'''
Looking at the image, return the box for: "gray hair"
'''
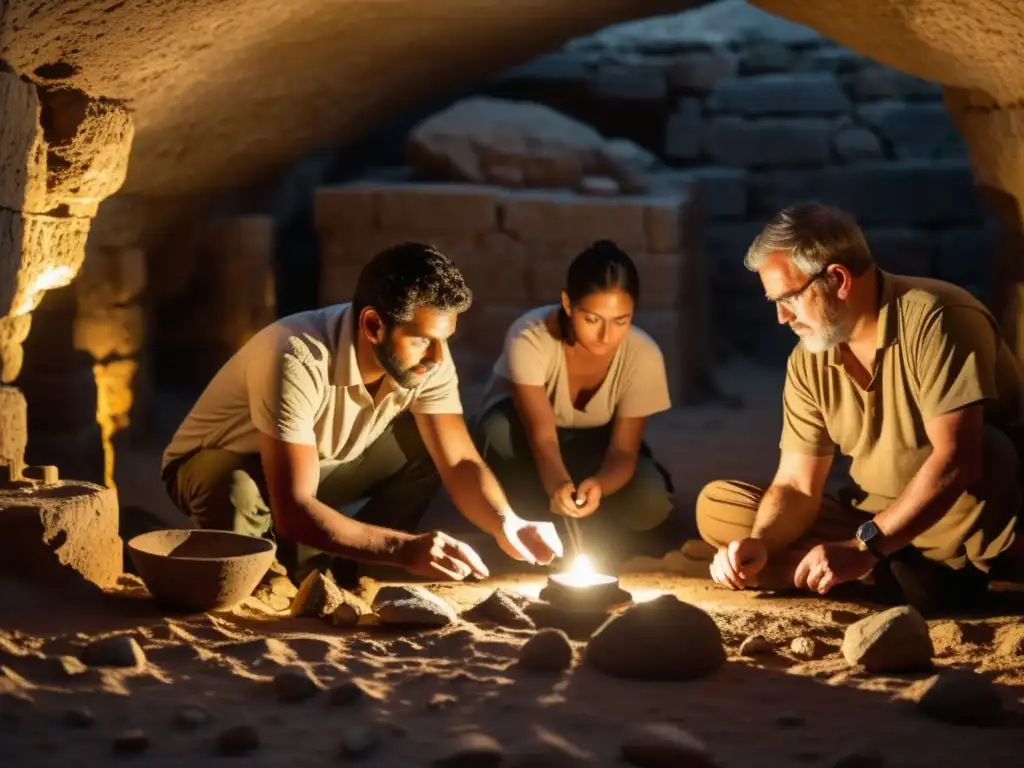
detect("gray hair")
[744,202,874,277]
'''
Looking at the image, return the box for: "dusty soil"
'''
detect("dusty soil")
[2,572,1023,767]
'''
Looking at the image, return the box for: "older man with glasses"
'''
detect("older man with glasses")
[696,202,1024,611]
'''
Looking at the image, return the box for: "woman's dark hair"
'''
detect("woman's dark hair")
[352,242,472,327]
[556,240,640,342]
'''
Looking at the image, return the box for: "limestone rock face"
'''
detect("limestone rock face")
[585,594,726,680]
[0,479,121,588]
[0,386,28,472]
[407,97,653,193]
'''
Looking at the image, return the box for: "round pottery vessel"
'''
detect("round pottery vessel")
[127,529,276,612]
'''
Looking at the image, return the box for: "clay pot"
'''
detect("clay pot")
[127,529,275,612]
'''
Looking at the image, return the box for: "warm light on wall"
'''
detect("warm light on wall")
[14,265,76,316]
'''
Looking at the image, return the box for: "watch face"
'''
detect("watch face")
[858,521,879,542]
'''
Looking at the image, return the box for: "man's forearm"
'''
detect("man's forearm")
[872,451,973,554]
[443,459,516,537]
[750,484,820,554]
[274,497,413,565]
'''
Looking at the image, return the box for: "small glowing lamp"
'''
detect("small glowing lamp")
[550,554,616,588]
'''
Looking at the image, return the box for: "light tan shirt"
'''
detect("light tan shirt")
[162,303,462,472]
[781,271,1024,511]
[480,305,672,428]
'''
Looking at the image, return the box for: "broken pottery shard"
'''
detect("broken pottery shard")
[330,589,371,627]
[914,671,1005,726]
[373,585,457,627]
[464,588,535,628]
[81,636,146,668]
[519,628,573,673]
[620,723,719,768]
[585,594,725,680]
[290,571,343,619]
[841,606,933,673]
[432,731,504,767]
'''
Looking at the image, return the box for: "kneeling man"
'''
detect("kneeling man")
[698,203,1024,607]
[162,243,562,584]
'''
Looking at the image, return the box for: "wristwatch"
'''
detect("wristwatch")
[855,520,886,559]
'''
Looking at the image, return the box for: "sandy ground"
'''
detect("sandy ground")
[2,571,1024,767]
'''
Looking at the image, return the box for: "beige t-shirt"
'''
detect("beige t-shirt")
[480,305,672,428]
[162,303,463,472]
[780,270,1024,511]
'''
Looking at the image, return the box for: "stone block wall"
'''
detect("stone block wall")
[315,182,706,404]
[486,6,997,361]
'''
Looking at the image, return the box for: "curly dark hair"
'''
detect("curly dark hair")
[351,242,472,326]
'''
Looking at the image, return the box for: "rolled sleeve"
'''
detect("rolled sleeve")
[780,353,833,457]
[246,348,319,445]
[913,306,999,421]
[410,353,463,415]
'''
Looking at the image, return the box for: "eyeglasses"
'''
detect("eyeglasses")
[766,266,831,311]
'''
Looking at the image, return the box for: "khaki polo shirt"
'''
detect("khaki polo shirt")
[480,305,672,428]
[162,303,462,472]
[780,270,1024,511]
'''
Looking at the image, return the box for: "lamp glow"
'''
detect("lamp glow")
[551,553,615,588]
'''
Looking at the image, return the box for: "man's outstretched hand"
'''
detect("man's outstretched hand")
[497,515,564,565]
[397,530,489,581]
[710,538,768,590]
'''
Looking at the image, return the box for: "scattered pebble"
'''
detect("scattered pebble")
[112,728,149,754]
[64,707,95,728]
[428,692,458,711]
[790,636,822,660]
[273,666,321,703]
[174,705,211,729]
[914,671,1004,727]
[432,732,504,767]
[586,595,725,680]
[519,628,573,673]
[841,606,933,673]
[216,724,260,756]
[290,571,344,619]
[619,722,717,768]
[373,585,457,627]
[464,589,535,629]
[327,680,368,707]
[339,724,379,758]
[930,621,966,656]
[739,635,771,657]
[81,636,147,668]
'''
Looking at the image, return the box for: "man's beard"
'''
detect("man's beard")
[795,290,854,354]
[373,336,423,389]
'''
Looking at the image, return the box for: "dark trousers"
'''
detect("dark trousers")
[472,397,675,569]
[163,413,440,585]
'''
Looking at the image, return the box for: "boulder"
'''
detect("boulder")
[841,606,933,672]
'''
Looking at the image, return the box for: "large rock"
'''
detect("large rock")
[841,606,934,672]
[585,594,725,680]
[913,671,1005,726]
[0,71,46,213]
[407,97,650,193]
[463,588,534,628]
[0,479,121,588]
[518,628,573,673]
[0,211,91,318]
[372,585,457,627]
[707,73,851,115]
[290,571,344,619]
[858,101,965,159]
[0,386,28,472]
[0,315,31,383]
[704,117,832,168]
